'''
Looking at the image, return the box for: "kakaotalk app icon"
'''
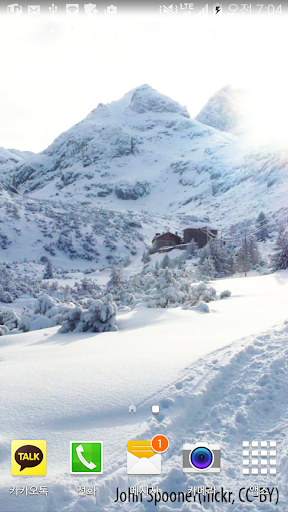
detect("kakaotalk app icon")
[11,440,46,476]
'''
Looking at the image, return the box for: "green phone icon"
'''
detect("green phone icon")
[70,441,103,474]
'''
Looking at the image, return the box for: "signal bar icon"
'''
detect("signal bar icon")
[198,3,208,15]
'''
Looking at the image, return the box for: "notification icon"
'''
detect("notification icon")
[151,435,169,453]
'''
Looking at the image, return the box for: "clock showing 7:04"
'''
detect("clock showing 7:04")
[257,4,282,14]
[228,4,282,14]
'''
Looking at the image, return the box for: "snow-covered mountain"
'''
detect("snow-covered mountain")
[0,147,34,180]
[1,84,288,267]
[12,84,233,208]
[195,85,248,134]
[10,84,288,230]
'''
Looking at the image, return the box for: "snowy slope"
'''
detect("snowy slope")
[0,187,211,267]
[0,271,287,511]
[0,187,190,267]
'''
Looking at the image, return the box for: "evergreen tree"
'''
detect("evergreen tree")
[123,255,131,267]
[256,212,269,241]
[235,235,260,274]
[270,227,288,270]
[209,239,233,276]
[199,239,233,277]
[248,236,261,267]
[161,254,171,268]
[107,266,124,290]
[141,250,151,263]
[186,239,198,259]
[198,256,216,279]
[43,259,53,279]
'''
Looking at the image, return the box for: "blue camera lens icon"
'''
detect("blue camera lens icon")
[183,442,221,473]
[191,446,213,470]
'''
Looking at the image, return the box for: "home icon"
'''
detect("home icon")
[128,405,136,414]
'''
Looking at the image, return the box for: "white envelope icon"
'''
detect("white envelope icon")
[127,440,161,475]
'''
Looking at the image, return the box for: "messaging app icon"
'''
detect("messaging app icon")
[11,440,46,476]
[127,435,169,475]
[70,441,103,474]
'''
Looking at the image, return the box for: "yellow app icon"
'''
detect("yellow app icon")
[11,440,46,476]
[127,441,161,475]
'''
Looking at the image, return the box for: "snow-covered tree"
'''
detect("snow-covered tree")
[199,239,233,277]
[270,226,288,270]
[152,267,183,308]
[107,267,124,290]
[0,308,20,331]
[141,250,151,263]
[160,254,171,268]
[0,325,9,336]
[256,211,269,242]
[123,255,131,267]
[173,253,186,269]
[59,294,118,333]
[43,259,53,279]
[198,256,216,279]
[186,239,198,259]
[235,235,260,274]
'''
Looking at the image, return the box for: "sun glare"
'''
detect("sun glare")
[240,86,288,145]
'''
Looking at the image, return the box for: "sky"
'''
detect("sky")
[0,13,287,153]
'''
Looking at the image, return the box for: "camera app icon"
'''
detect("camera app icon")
[183,442,221,473]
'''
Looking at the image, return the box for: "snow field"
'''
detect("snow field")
[1,271,288,511]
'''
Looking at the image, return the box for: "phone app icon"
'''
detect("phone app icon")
[11,440,46,476]
[70,442,103,474]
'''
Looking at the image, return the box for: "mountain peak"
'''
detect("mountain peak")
[127,84,190,117]
[91,85,190,119]
[195,85,247,134]
[13,84,229,207]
